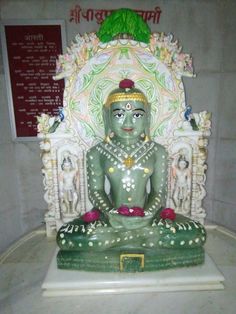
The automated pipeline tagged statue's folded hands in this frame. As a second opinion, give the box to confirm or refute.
[108,211,153,230]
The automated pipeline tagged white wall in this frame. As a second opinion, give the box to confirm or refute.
[1,0,236,253]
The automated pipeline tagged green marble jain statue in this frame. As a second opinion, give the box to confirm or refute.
[57,79,206,272]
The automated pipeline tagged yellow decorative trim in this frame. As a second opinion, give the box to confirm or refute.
[108,167,115,173]
[144,135,150,142]
[105,93,148,107]
[104,136,111,143]
[120,253,145,271]
[123,156,135,168]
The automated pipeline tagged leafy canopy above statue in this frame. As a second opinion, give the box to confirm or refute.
[97,8,151,43]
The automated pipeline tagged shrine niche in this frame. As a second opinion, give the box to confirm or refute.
[38,9,211,240]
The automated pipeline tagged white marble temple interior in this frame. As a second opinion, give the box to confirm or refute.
[1,0,236,312]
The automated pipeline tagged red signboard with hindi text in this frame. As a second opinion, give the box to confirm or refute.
[1,21,66,139]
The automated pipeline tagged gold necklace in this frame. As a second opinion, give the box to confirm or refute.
[123,156,135,169]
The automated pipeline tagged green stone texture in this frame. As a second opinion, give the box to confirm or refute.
[57,247,204,272]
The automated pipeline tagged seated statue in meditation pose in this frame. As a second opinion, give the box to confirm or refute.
[57,79,206,272]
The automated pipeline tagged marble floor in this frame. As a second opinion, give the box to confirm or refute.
[1,225,236,314]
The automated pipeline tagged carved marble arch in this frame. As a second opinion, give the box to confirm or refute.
[61,43,186,148]
[38,32,211,235]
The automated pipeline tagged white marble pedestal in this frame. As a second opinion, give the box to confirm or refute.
[42,250,224,296]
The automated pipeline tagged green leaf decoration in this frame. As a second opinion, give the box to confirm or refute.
[74,57,111,97]
[69,100,77,110]
[91,61,110,75]
[90,86,104,126]
[138,61,157,74]
[119,47,130,60]
[97,8,151,44]
[135,54,175,95]
[156,121,166,136]
[81,73,93,93]
[155,71,166,88]
[152,111,176,137]
[136,79,156,104]
[79,119,96,138]
[90,78,114,127]
[168,99,179,110]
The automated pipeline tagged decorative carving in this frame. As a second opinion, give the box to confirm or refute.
[58,151,80,217]
[192,139,209,222]
[37,108,65,135]
[194,111,212,135]
[40,140,54,215]
[149,32,195,77]
[171,152,191,215]
[37,114,51,135]
[53,32,99,80]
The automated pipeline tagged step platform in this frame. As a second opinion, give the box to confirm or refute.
[42,249,224,296]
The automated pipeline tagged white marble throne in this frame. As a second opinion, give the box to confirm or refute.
[38,32,211,237]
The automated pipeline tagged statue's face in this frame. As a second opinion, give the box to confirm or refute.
[63,161,72,171]
[179,160,187,170]
[109,100,148,140]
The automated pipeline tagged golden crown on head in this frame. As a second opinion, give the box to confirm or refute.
[105,79,148,107]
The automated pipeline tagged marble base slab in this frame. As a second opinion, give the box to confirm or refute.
[42,249,225,296]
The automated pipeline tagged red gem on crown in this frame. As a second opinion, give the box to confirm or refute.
[119,79,135,89]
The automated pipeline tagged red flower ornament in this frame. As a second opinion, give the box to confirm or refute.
[117,205,130,216]
[81,209,100,223]
[160,208,176,221]
[119,79,135,89]
[118,205,145,217]
[130,207,145,217]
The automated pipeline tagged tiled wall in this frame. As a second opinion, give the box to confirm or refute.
[0,74,46,252]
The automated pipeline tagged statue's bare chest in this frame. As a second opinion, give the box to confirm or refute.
[96,141,158,188]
